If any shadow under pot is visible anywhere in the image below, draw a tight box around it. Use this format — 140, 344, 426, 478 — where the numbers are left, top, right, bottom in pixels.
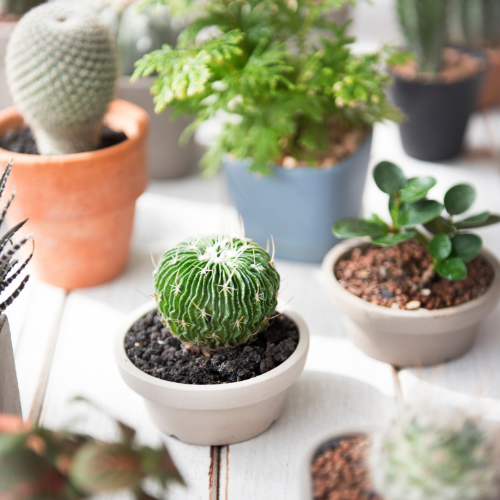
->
322, 238, 500, 367
389, 68, 485, 161
221, 130, 372, 264
302, 429, 375, 500
0, 99, 148, 290
114, 301, 310, 446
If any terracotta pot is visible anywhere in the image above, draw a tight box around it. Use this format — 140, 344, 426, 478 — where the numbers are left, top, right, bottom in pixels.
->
476, 49, 500, 109
114, 301, 310, 446
0, 99, 148, 290
322, 238, 500, 367
301, 429, 370, 500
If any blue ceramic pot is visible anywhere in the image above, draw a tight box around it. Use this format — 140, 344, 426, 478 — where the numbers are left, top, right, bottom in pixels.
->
222, 130, 372, 263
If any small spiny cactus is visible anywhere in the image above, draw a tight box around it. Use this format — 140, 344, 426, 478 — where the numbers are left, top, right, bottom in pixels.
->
2, 0, 46, 16
154, 235, 280, 350
396, 0, 448, 74
371, 406, 500, 500
6, 3, 118, 155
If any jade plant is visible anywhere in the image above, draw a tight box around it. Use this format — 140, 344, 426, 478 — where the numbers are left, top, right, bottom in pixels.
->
0, 400, 183, 499
132, 0, 398, 175
392, 0, 448, 75
1, 0, 45, 16
334, 161, 500, 281
5, 2, 118, 155
154, 235, 280, 350
0, 161, 32, 312
371, 406, 500, 500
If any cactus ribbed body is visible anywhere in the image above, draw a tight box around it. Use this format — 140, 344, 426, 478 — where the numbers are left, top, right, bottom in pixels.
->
396, 0, 448, 75
154, 235, 280, 350
371, 410, 500, 500
3, 0, 45, 16
6, 3, 117, 155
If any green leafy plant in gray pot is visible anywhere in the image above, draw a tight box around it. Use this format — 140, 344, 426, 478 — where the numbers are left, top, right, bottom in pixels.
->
132, 0, 398, 262
88, 0, 201, 179
322, 160, 500, 366
388, 0, 486, 161
447, 0, 500, 109
0, 161, 33, 416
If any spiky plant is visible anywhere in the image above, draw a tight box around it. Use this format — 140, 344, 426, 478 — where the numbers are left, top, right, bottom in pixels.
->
371, 406, 500, 500
2, 0, 46, 16
0, 161, 32, 313
0, 398, 184, 500
396, 0, 449, 75
153, 235, 280, 350
5, 3, 118, 155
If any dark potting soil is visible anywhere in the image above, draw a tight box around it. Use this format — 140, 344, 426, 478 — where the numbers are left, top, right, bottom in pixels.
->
0, 125, 127, 154
124, 310, 299, 385
335, 239, 494, 310
311, 435, 381, 500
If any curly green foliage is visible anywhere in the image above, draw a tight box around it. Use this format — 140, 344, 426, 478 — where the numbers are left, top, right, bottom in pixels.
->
371, 409, 500, 500
154, 235, 280, 349
334, 161, 500, 281
447, 0, 500, 46
6, 3, 117, 155
395, 0, 448, 75
0, 398, 183, 500
133, 0, 398, 176
3, 0, 46, 16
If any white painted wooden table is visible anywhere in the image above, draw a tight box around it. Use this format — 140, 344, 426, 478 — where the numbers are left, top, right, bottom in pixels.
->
8, 110, 500, 499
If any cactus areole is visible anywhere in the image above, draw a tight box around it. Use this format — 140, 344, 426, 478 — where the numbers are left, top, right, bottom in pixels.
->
5, 3, 117, 155
154, 235, 280, 350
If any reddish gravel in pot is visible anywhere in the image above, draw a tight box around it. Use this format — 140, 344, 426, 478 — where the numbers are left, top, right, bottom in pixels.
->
311, 436, 380, 500
334, 239, 494, 310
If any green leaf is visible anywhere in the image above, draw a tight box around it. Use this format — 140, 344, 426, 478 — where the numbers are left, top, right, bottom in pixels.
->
444, 184, 476, 215
373, 161, 407, 195
435, 258, 467, 281
455, 213, 500, 229
451, 234, 482, 263
399, 176, 436, 203
389, 196, 399, 226
399, 200, 444, 228
424, 216, 456, 235
428, 234, 452, 261
372, 231, 416, 246
333, 218, 387, 239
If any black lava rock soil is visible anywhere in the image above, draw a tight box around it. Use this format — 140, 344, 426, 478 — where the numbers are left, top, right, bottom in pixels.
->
0, 125, 127, 154
125, 309, 299, 385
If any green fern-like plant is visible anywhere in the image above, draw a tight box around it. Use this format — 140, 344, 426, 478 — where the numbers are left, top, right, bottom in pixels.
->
395, 0, 449, 75
371, 407, 500, 500
153, 235, 280, 350
133, 0, 398, 176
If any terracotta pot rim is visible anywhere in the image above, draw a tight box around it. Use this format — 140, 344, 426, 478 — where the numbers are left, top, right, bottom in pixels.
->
322, 237, 500, 320
0, 99, 148, 165
114, 301, 310, 409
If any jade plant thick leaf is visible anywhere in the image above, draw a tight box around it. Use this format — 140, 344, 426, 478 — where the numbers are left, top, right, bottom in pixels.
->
0, 399, 184, 500
333, 161, 500, 281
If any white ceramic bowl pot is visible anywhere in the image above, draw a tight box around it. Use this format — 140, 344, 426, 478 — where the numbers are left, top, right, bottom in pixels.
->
115, 302, 309, 446
322, 238, 500, 367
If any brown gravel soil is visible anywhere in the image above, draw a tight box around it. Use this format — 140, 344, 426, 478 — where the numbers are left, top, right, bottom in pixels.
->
311, 435, 381, 500
391, 47, 484, 84
334, 239, 494, 310
0, 126, 127, 155
124, 309, 299, 385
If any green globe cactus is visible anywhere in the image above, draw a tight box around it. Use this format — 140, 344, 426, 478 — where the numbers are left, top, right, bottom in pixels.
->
371, 407, 500, 500
154, 235, 280, 350
2, 0, 46, 16
5, 3, 118, 155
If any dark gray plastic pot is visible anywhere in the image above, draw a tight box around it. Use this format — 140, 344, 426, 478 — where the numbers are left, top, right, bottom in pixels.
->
222, 130, 372, 263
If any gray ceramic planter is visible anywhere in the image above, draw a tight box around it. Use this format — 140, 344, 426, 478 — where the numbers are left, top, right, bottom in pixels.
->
0, 315, 21, 416
222, 130, 372, 263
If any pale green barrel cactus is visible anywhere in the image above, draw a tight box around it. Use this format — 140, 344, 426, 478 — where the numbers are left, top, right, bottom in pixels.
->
2, 0, 46, 16
371, 407, 500, 500
154, 235, 280, 350
6, 3, 118, 155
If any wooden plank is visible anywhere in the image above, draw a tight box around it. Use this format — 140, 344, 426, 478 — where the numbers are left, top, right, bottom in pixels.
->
220, 329, 396, 500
